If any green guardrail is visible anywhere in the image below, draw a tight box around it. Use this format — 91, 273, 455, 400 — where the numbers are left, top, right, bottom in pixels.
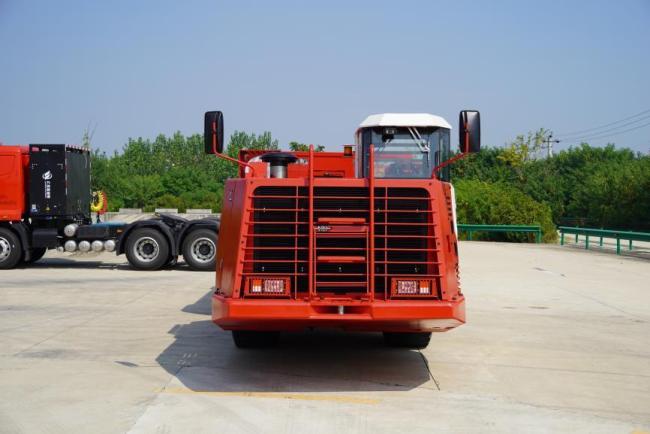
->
559, 226, 650, 255
458, 224, 542, 243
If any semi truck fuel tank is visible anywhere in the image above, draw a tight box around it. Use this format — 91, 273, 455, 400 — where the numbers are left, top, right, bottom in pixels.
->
75, 222, 125, 239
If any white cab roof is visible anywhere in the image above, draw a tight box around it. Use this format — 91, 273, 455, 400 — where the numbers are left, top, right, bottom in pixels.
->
358, 113, 452, 130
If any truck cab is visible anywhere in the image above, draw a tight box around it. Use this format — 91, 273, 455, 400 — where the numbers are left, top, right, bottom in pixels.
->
207, 110, 480, 348
356, 113, 452, 181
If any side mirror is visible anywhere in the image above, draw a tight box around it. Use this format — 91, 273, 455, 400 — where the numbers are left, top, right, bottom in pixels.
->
459, 110, 480, 153
204, 111, 224, 154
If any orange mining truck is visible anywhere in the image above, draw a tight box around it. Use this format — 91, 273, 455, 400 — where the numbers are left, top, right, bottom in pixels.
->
205, 110, 480, 348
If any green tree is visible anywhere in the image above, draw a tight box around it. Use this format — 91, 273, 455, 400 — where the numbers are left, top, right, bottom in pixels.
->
455, 179, 557, 242
91, 131, 278, 212
453, 138, 650, 231
497, 128, 551, 179
122, 175, 164, 209
289, 141, 325, 152
90, 127, 649, 234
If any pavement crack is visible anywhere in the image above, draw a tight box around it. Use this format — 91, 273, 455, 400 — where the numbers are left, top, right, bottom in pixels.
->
126, 366, 183, 433
559, 286, 647, 321
417, 350, 440, 391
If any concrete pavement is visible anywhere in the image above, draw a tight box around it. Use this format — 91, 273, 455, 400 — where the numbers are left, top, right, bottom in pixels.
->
0, 243, 648, 433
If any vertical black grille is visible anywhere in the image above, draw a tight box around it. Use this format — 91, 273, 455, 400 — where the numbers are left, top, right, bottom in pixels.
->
373, 187, 434, 297
246, 186, 439, 298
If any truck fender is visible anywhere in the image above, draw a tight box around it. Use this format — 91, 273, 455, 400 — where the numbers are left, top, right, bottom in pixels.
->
176, 218, 220, 255
2, 222, 31, 261
116, 220, 176, 256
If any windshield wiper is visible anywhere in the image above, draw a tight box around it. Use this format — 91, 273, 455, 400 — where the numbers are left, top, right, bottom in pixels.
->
407, 127, 430, 153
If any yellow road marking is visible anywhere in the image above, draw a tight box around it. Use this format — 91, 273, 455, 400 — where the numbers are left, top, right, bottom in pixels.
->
157, 387, 380, 405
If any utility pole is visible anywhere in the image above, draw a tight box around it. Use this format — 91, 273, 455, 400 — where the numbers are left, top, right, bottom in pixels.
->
544, 135, 560, 158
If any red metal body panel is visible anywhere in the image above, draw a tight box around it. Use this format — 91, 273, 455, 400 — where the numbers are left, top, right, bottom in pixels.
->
213, 164, 465, 333
213, 295, 464, 332
239, 149, 355, 178
0, 146, 29, 221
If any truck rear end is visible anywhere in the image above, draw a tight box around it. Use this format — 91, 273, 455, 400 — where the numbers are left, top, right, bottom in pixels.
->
207, 110, 480, 348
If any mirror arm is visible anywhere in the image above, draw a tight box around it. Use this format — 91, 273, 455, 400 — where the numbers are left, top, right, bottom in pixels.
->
431, 151, 469, 177
210, 121, 256, 175
212, 151, 257, 176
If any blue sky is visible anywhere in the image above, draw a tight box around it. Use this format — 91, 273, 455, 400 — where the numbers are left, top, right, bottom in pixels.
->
1, 0, 649, 153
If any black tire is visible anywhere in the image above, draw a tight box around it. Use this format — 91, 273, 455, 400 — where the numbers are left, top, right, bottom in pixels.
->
0, 228, 23, 270
232, 330, 280, 348
125, 228, 170, 270
182, 228, 217, 271
25, 248, 47, 264
383, 332, 432, 349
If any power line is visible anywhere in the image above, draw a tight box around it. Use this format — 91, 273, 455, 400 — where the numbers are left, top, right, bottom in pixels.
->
558, 113, 650, 141
565, 119, 650, 142
543, 135, 560, 158
555, 108, 650, 138
560, 119, 650, 144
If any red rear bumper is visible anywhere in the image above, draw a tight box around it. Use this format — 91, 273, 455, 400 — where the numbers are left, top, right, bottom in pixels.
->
212, 295, 465, 333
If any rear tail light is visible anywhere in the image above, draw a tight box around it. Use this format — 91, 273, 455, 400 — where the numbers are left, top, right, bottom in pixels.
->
245, 277, 290, 297
250, 279, 263, 294
397, 280, 418, 294
391, 279, 434, 297
263, 279, 285, 293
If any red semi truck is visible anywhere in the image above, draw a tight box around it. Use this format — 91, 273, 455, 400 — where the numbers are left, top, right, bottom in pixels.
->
0, 144, 218, 270
204, 110, 480, 348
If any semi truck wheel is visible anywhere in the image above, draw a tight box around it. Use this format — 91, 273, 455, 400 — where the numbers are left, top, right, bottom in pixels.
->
182, 228, 217, 271
232, 330, 280, 348
125, 228, 170, 270
25, 248, 47, 264
383, 332, 432, 349
0, 228, 22, 270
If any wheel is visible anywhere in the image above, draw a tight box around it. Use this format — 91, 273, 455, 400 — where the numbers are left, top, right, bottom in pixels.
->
25, 248, 47, 264
232, 330, 280, 348
125, 228, 170, 270
383, 332, 432, 349
0, 228, 23, 270
182, 228, 217, 271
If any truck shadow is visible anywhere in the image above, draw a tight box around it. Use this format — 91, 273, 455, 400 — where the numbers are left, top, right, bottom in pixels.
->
155, 291, 433, 393
21, 258, 130, 270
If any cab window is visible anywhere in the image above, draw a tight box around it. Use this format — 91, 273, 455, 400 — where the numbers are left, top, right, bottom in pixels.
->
360, 127, 451, 180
